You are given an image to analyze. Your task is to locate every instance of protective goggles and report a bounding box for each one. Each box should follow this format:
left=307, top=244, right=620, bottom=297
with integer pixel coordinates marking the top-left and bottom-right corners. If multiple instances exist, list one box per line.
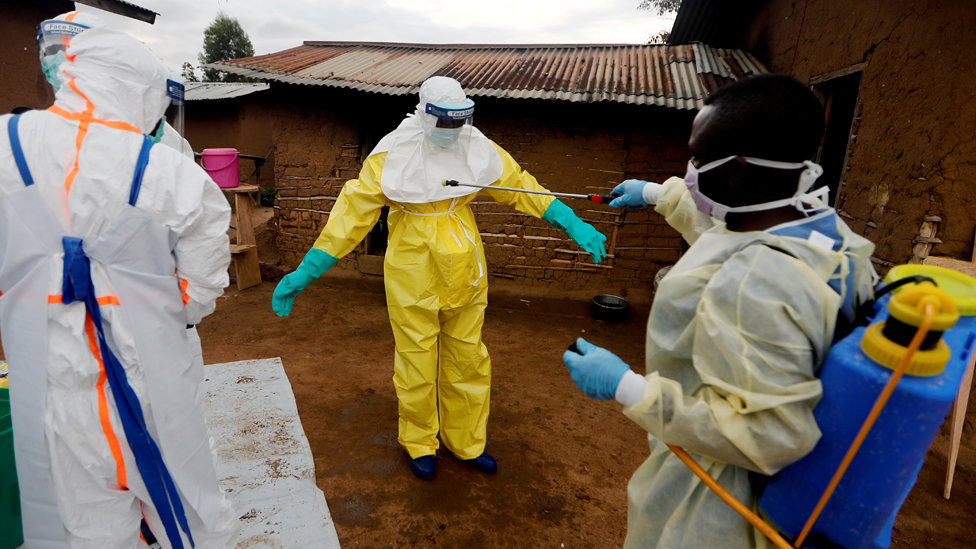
left=165, top=79, right=185, bottom=137
left=36, top=20, right=90, bottom=61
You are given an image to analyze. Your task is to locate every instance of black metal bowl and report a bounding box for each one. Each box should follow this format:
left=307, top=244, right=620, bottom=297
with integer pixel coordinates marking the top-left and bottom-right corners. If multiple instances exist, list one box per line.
left=591, top=294, right=630, bottom=323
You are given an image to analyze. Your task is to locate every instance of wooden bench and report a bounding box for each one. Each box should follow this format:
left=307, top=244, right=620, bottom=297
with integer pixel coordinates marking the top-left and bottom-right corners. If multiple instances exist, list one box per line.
left=224, top=185, right=262, bottom=290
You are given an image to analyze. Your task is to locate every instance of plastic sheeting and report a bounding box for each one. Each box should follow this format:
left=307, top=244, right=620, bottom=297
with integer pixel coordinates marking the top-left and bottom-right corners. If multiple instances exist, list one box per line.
left=201, top=358, right=341, bottom=549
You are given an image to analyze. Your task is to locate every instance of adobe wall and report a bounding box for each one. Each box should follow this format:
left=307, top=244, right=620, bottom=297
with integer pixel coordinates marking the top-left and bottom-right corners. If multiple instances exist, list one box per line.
left=0, top=1, right=75, bottom=114
left=742, top=0, right=976, bottom=265
left=185, top=95, right=276, bottom=188
left=270, top=84, right=695, bottom=289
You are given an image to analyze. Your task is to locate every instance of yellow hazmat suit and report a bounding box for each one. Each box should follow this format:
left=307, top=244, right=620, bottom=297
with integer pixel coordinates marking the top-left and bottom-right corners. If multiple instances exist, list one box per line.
left=311, top=148, right=557, bottom=459
left=618, top=178, right=877, bottom=548
left=276, top=78, right=605, bottom=470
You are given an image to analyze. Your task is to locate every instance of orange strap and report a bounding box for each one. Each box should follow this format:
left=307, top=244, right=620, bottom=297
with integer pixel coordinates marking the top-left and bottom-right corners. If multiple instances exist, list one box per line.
left=63, top=11, right=81, bottom=22
left=48, top=294, right=120, bottom=306
left=178, top=277, right=190, bottom=306
left=46, top=78, right=141, bottom=195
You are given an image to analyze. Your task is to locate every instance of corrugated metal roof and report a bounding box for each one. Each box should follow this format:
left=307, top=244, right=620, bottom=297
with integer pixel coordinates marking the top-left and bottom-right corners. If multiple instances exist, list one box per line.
left=75, top=0, right=158, bottom=24
left=207, top=41, right=768, bottom=111
left=668, top=0, right=766, bottom=48
left=185, top=82, right=270, bottom=101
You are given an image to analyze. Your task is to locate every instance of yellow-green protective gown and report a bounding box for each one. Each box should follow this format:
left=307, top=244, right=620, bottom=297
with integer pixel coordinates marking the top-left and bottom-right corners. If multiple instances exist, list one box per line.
left=621, top=178, right=876, bottom=549
left=311, top=144, right=556, bottom=460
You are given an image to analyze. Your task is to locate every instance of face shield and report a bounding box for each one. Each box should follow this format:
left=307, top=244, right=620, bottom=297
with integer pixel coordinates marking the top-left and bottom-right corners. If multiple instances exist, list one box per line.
left=164, top=79, right=185, bottom=137
left=36, top=20, right=90, bottom=90
left=424, top=99, right=474, bottom=148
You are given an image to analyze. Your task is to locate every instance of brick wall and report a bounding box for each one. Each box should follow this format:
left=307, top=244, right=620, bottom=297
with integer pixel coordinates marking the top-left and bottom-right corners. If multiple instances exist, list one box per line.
left=272, top=85, right=695, bottom=289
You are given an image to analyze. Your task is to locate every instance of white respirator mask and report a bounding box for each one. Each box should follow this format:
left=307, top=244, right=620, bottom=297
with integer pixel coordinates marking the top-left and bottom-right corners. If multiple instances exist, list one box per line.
left=684, top=156, right=828, bottom=221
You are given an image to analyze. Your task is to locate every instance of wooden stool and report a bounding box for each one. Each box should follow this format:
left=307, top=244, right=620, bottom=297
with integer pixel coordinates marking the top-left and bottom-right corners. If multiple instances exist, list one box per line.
left=224, top=184, right=262, bottom=290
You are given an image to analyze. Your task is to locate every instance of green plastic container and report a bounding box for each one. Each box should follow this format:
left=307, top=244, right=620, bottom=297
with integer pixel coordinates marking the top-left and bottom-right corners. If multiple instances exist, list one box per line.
left=0, top=387, right=23, bottom=549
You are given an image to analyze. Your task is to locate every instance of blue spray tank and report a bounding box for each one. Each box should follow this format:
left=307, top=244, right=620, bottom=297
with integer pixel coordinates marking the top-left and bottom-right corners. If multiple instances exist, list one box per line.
left=758, top=265, right=976, bottom=549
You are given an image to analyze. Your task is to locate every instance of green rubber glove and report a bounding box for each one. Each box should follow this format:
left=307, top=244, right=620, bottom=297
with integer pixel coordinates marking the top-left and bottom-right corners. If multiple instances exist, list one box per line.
left=272, top=248, right=339, bottom=316
left=543, top=200, right=607, bottom=263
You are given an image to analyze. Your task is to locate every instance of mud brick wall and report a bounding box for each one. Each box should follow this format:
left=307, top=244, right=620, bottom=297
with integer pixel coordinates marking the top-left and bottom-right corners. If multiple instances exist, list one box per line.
left=743, top=0, right=976, bottom=265
left=271, top=85, right=695, bottom=289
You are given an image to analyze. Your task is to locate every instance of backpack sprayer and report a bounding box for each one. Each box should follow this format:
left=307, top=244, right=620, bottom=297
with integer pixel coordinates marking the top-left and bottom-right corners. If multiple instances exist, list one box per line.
left=621, top=265, right=976, bottom=549
left=441, top=179, right=615, bottom=204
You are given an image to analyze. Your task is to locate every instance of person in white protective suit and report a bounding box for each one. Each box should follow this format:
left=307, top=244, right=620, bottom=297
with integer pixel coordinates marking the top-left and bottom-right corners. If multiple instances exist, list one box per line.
left=0, top=27, right=240, bottom=548
left=563, top=74, right=878, bottom=548
left=273, top=76, right=607, bottom=480
left=39, top=11, right=194, bottom=158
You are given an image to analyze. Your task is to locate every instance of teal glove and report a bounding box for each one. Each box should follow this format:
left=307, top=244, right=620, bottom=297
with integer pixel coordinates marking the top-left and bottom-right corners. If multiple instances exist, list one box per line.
left=272, top=248, right=339, bottom=316
left=543, top=200, right=607, bottom=263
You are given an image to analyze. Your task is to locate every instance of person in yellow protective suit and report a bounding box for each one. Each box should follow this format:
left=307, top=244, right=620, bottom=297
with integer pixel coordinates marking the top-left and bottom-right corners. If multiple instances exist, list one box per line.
left=563, top=74, right=878, bottom=548
left=273, top=76, right=606, bottom=479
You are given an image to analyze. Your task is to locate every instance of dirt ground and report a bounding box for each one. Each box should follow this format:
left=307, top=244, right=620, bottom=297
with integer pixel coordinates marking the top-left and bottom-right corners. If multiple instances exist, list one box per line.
left=1, top=211, right=974, bottom=548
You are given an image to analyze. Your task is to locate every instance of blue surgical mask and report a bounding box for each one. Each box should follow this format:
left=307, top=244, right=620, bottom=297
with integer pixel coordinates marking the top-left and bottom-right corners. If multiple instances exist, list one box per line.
left=425, top=127, right=462, bottom=148
left=41, top=51, right=67, bottom=91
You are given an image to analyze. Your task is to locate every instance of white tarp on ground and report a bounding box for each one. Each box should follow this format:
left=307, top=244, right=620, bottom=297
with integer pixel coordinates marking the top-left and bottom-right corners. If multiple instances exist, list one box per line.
left=202, top=357, right=341, bottom=549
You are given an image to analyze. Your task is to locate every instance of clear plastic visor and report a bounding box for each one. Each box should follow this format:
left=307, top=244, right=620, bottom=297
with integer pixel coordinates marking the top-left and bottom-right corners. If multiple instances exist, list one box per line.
left=426, top=101, right=474, bottom=128
left=164, top=79, right=185, bottom=137
left=36, top=20, right=88, bottom=62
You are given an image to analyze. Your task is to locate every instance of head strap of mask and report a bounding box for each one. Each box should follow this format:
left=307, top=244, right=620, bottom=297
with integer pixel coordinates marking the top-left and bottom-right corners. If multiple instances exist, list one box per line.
left=685, top=155, right=828, bottom=222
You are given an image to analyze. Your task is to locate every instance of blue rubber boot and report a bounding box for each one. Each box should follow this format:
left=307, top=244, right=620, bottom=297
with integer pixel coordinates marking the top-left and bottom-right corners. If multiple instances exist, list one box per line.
left=463, top=452, right=497, bottom=474
left=410, top=455, right=435, bottom=479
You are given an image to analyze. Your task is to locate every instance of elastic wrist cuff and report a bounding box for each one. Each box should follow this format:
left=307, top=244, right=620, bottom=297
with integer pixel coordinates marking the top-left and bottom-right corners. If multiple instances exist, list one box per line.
left=615, top=370, right=647, bottom=407
left=642, top=182, right=663, bottom=205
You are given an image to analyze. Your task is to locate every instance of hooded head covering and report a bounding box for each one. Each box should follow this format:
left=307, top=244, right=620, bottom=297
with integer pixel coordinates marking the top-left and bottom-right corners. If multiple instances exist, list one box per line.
left=371, top=76, right=503, bottom=204
left=38, top=11, right=106, bottom=90
left=56, top=27, right=173, bottom=134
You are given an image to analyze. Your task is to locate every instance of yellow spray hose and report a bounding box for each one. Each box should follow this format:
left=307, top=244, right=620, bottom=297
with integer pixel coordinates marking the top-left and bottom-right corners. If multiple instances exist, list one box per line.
left=791, top=302, right=936, bottom=548
left=665, top=443, right=794, bottom=549
left=667, top=303, right=936, bottom=549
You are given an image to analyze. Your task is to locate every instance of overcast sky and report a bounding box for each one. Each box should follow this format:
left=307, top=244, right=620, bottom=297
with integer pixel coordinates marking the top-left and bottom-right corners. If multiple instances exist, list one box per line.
left=76, top=0, right=674, bottom=79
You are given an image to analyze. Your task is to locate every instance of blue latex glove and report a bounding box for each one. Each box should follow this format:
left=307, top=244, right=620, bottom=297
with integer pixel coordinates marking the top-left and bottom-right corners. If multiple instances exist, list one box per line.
left=542, top=200, right=607, bottom=263
left=562, top=338, right=631, bottom=400
left=609, top=179, right=650, bottom=209
left=272, top=248, right=339, bottom=316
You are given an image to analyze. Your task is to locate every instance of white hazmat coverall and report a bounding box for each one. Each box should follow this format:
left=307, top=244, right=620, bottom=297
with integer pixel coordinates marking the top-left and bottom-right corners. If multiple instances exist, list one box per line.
left=0, top=29, right=239, bottom=548
left=619, top=178, right=876, bottom=549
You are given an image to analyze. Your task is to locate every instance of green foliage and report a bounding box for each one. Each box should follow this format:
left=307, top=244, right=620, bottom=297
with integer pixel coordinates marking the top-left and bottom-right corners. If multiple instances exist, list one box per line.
left=646, top=30, right=671, bottom=44
left=638, top=0, right=682, bottom=16
left=260, top=186, right=276, bottom=207
left=198, top=13, right=257, bottom=83
left=181, top=62, right=199, bottom=82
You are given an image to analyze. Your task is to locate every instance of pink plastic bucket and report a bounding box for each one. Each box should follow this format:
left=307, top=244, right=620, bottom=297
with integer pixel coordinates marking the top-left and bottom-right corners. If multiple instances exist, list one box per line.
left=201, top=148, right=240, bottom=188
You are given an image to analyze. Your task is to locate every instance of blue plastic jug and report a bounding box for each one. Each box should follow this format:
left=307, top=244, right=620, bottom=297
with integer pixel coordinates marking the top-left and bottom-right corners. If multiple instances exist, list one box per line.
left=758, top=265, right=976, bottom=549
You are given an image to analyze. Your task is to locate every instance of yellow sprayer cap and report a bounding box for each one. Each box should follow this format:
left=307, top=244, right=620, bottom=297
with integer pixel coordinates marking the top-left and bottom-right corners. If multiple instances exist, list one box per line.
left=885, top=264, right=976, bottom=316
left=860, top=283, right=959, bottom=376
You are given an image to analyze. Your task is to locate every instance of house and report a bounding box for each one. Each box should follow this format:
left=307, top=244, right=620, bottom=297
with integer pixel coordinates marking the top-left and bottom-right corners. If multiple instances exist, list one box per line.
left=208, top=41, right=768, bottom=287
left=670, top=0, right=976, bottom=266
left=0, top=0, right=157, bottom=113
left=184, top=81, right=275, bottom=188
